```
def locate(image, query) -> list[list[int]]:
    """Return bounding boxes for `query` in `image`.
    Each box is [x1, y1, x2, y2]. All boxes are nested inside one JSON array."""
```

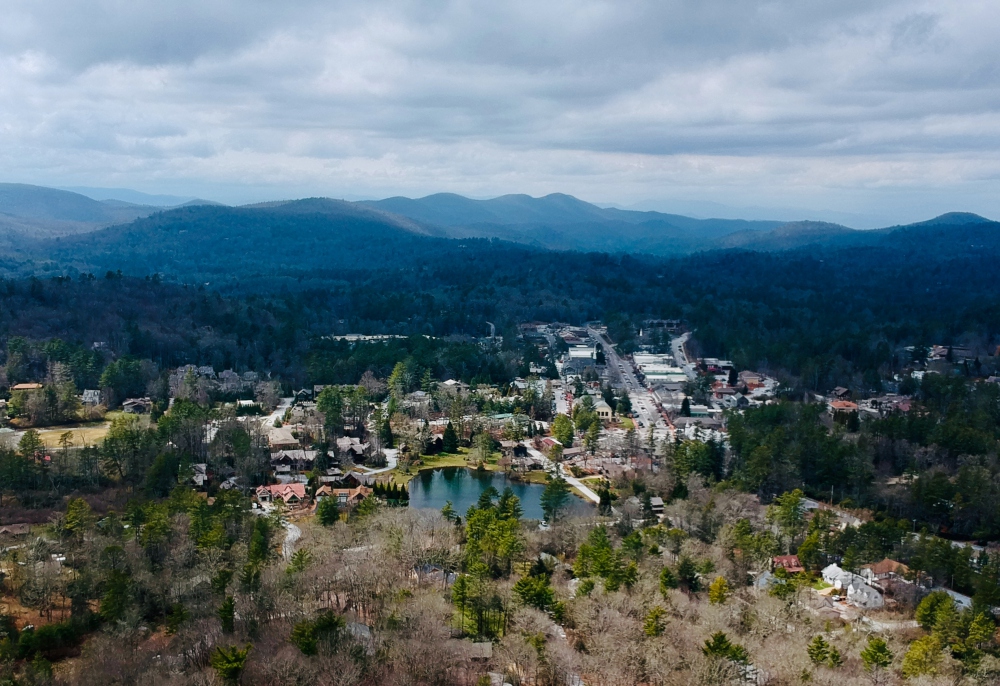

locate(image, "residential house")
[[649, 497, 664, 515], [315, 485, 372, 507], [832, 386, 851, 400], [268, 426, 300, 452], [0, 523, 31, 537], [860, 559, 910, 586], [821, 563, 884, 609], [773, 555, 805, 574], [271, 449, 319, 471], [10, 383, 43, 392], [336, 436, 369, 461], [256, 483, 308, 504], [828, 400, 858, 418], [122, 397, 153, 414], [81, 389, 101, 405], [191, 463, 209, 488]]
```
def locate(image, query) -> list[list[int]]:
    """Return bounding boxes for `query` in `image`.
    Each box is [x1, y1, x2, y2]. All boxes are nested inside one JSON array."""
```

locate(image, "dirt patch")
[[0, 594, 73, 630]]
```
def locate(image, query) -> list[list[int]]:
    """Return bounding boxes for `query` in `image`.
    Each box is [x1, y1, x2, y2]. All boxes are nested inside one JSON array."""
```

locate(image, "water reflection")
[[408, 467, 592, 520]]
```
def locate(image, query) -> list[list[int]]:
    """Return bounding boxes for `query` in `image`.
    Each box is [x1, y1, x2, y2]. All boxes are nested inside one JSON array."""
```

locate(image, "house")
[[293, 388, 313, 402], [271, 449, 318, 470], [821, 563, 884, 609], [0, 523, 31, 537], [82, 389, 101, 405], [256, 483, 308, 504], [673, 416, 723, 430], [315, 485, 372, 507], [122, 397, 153, 414], [860, 558, 910, 585], [10, 383, 43, 392], [649, 497, 664, 515], [191, 463, 209, 488], [336, 436, 369, 461], [594, 400, 614, 420], [268, 426, 300, 452], [561, 446, 585, 460], [737, 371, 762, 387], [828, 400, 858, 418], [832, 386, 851, 400], [773, 555, 805, 574]]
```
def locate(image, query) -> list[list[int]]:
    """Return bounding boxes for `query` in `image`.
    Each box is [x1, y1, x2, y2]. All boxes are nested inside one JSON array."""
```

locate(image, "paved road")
[[363, 448, 399, 475], [526, 447, 601, 504], [589, 327, 667, 434], [671, 332, 698, 381], [264, 397, 293, 427]]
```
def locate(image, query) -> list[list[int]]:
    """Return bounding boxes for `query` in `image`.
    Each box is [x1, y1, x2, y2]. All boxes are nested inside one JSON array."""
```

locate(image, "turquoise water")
[[407, 467, 592, 520]]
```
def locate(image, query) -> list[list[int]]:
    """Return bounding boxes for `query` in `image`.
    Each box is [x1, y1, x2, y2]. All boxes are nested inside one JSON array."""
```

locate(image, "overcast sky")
[[2, 0, 999, 226]]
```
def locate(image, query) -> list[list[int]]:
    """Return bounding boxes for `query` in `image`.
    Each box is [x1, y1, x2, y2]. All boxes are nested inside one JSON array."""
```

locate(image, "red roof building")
[[773, 555, 805, 574]]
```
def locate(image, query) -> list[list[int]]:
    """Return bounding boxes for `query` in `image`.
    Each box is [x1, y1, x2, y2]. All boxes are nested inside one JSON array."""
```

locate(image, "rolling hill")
[[362, 192, 785, 254], [0, 183, 165, 245]]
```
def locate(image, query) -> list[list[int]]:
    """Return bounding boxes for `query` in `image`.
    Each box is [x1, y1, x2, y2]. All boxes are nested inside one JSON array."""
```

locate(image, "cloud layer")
[[2, 0, 999, 224]]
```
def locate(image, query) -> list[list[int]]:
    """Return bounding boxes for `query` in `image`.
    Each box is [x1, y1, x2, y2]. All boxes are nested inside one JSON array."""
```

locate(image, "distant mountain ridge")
[[0, 183, 174, 248], [0, 184, 995, 269], [361, 192, 785, 254]]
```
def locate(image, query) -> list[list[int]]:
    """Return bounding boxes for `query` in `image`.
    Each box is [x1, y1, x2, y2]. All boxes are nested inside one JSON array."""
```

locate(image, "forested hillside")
[[0, 208, 996, 393]]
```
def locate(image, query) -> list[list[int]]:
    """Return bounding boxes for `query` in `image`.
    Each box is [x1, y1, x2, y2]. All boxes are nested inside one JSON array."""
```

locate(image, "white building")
[[821, 564, 884, 609]]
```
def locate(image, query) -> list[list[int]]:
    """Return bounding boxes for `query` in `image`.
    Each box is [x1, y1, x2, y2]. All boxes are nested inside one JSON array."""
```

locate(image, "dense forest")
[[0, 206, 998, 394]]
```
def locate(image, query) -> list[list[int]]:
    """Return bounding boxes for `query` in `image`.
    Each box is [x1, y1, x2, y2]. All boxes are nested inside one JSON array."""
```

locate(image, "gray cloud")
[[1, 0, 999, 224]]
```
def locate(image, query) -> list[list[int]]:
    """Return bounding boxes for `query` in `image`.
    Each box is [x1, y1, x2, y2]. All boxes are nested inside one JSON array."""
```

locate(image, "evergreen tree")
[[807, 635, 830, 665], [442, 421, 459, 453], [708, 576, 730, 604], [643, 606, 666, 636], [860, 636, 893, 673], [218, 596, 236, 634], [680, 397, 691, 417], [317, 498, 340, 525], [540, 475, 570, 522], [660, 565, 678, 595], [210, 644, 251, 684]]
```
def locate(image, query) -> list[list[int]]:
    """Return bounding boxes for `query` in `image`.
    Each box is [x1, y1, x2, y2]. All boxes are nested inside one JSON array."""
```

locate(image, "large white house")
[[822, 563, 884, 609]]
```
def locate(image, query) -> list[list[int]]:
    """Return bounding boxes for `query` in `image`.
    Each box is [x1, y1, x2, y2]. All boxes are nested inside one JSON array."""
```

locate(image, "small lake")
[[408, 467, 593, 520]]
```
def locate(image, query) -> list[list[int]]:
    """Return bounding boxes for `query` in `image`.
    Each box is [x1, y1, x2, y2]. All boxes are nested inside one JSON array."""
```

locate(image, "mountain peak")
[[924, 212, 991, 225]]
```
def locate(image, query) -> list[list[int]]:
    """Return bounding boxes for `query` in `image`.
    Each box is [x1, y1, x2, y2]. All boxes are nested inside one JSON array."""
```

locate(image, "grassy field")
[[517, 470, 550, 484], [16, 411, 146, 449], [389, 451, 471, 484], [35, 421, 111, 448]]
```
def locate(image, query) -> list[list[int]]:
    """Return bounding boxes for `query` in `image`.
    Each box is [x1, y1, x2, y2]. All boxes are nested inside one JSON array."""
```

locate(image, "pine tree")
[[659, 565, 678, 595], [317, 498, 340, 526], [643, 606, 666, 636], [860, 636, 893, 673], [708, 576, 730, 604], [218, 596, 236, 633], [680, 397, 691, 417], [442, 421, 459, 453], [210, 644, 251, 684], [807, 635, 830, 665]]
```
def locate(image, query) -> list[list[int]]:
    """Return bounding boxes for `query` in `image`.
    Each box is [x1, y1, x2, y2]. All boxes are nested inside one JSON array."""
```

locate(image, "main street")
[[588, 327, 668, 437]]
